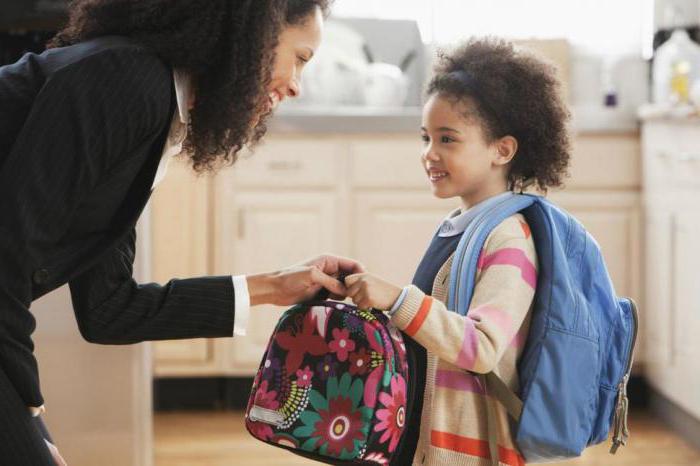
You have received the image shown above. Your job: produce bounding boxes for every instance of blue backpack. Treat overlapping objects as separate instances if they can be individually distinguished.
[448,193,638,464]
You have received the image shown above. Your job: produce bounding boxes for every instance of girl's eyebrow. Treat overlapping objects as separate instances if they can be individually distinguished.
[420,126,462,134]
[438,126,462,134]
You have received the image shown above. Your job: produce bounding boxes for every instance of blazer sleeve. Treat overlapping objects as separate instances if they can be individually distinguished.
[0,46,173,407]
[68,228,235,344]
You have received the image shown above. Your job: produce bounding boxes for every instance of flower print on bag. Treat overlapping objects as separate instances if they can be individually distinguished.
[296,366,314,388]
[293,373,373,460]
[349,347,372,376]
[276,312,328,374]
[316,354,337,381]
[248,379,280,441]
[363,451,389,465]
[328,328,355,362]
[254,380,280,411]
[374,374,407,453]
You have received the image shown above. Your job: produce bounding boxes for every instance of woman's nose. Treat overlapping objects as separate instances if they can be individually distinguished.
[286,78,300,99]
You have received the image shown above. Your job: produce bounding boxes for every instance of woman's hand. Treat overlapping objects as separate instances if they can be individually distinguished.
[248,254,365,306]
[344,273,403,311]
[45,439,67,466]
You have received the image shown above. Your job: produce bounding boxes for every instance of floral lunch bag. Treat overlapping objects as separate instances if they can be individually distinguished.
[245,300,409,465]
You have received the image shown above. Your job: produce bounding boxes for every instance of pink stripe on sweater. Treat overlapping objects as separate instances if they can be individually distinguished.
[469,304,513,337]
[435,369,485,394]
[456,318,479,369]
[510,326,528,349]
[478,247,537,289]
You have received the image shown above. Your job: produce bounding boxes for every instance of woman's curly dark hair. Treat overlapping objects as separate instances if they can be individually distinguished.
[427,37,571,192]
[49,0,332,172]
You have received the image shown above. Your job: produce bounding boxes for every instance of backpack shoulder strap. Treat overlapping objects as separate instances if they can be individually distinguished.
[448,193,539,316]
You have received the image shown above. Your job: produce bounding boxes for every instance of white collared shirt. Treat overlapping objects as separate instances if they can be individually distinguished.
[436,191,514,237]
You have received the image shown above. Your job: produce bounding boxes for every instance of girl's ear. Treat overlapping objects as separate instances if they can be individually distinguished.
[493,135,518,166]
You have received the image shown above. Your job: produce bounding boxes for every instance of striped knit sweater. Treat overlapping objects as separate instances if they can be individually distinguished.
[390,213,538,466]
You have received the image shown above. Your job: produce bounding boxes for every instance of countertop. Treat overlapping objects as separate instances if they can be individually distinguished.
[268,104,640,135]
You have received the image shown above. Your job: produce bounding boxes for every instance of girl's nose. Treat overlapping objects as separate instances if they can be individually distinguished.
[423,145,439,161]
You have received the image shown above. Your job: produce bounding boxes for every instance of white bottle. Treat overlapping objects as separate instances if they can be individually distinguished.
[652,29,700,106]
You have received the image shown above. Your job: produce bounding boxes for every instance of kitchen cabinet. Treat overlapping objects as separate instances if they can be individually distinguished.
[641,118,700,419]
[150,131,643,377]
[214,190,338,375]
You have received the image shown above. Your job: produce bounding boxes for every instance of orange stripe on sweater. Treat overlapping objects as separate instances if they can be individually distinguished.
[431,430,525,466]
[404,296,433,337]
[519,220,531,239]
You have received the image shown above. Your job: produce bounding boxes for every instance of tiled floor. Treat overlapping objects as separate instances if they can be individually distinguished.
[154,409,700,466]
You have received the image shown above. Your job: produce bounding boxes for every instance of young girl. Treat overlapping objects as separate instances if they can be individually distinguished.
[345,38,571,466]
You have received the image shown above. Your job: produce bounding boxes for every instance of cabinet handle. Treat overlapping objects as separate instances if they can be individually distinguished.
[238,208,246,239]
[670,213,677,366]
[677,152,700,162]
[266,160,302,171]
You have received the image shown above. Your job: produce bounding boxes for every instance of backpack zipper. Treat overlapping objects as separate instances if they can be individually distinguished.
[610,298,639,454]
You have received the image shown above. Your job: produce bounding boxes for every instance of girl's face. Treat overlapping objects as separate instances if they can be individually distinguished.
[420,94,517,209]
[265,7,324,114]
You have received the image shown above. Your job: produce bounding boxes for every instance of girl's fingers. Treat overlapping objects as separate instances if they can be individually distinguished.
[345,280,364,300]
[344,273,362,286]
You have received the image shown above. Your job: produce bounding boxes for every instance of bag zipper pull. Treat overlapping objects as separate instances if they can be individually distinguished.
[610,373,630,454]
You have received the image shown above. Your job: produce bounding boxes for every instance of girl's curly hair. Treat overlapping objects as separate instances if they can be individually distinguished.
[49,0,332,172]
[427,37,571,192]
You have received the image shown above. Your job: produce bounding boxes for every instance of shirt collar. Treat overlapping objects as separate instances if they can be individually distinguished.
[172,68,192,124]
[437,191,514,237]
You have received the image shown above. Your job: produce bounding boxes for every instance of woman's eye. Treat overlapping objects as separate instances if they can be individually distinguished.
[421,134,430,144]
[440,136,454,144]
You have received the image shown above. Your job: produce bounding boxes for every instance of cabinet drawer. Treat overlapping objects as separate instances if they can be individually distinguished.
[643,122,700,190]
[351,137,428,188]
[228,138,341,188]
[568,134,640,189]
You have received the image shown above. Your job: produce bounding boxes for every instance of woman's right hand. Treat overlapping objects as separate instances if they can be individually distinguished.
[247,254,365,306]
[45,439,67,466]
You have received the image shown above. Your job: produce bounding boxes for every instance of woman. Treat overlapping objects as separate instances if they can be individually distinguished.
[0,1,362,464]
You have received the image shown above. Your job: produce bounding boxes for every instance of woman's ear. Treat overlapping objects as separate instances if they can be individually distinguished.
[494,135,518,166]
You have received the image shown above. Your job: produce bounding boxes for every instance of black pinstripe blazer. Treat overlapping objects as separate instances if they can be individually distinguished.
[0,36,236,409]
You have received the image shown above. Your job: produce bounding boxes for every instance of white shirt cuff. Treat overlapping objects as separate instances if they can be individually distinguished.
[29,405,45,417]
[232,275,250,336]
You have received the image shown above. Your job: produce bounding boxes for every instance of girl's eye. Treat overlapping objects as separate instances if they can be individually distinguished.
[297,55,309,65]
[440,135,454,144]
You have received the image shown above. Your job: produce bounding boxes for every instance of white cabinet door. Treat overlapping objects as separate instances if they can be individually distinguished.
[643,204,673,373]
[214,190,337,375]
[352,192,455,287]
[149,157,219,375]
[672,208,700,418]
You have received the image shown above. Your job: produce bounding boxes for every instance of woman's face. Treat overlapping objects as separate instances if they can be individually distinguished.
[265,7,324,113]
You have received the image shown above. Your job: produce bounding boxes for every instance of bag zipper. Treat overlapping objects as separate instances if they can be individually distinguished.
[610,298,639,454]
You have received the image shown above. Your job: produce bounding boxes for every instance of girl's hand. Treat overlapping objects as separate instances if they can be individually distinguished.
[344,273,403,311]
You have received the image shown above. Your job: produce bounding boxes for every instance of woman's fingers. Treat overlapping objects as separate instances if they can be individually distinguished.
[303,255,366,276]
[309,267,346,296]
[334,255,366,274]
